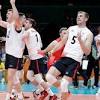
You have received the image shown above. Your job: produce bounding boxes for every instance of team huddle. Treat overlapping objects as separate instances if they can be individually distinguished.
[0,0,100,100]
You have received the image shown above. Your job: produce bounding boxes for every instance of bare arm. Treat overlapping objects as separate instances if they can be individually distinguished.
[78,32,93,55]
[0,20,8,28]
[22,32,29,45]
[42,40,58,53]
[49,33,68,55]
[0,5,8,28]
[96,40,100,51]
[0,5,2,20]
[10,0,19,21]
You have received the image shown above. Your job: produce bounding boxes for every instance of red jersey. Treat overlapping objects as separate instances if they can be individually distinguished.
[47,38,64,68]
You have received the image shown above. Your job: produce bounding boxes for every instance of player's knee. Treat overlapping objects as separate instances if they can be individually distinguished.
[8,74,13,81]
[34,74,44,84]
[16,70,23,80]
[27,71,34,82]
[46,73,57,85]
[60,78,69,93]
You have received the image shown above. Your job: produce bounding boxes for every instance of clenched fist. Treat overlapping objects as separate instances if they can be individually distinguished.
[0,5,2,10]
[10,0,16,5]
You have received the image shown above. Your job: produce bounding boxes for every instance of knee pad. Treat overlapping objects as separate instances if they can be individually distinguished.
[60,78,69,93]
[46,74,57,85]
[27,71,34,82]
[34,74,44,84]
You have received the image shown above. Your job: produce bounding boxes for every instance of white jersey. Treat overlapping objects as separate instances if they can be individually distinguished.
[62,25,93,63]
[95,34,100,56]
[24,28,43,60]
[6,22,25,58]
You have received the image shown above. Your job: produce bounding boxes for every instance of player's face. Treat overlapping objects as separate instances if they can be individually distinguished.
[24,20,31,30]
[6,10,13,22]
[19,15,26,26]
[60,30,67,39]
[21,15,26,25]
[76,12,87,25]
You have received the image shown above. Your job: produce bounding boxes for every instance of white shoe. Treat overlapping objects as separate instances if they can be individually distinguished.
[17,92,24,100]
[10,89,18,100]
[5,93,10,100]
[96,88,100,96]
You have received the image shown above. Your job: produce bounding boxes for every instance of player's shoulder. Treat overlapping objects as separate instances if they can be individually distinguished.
[28,28,36,32]
[85,27,93,35]
[26,28,36,34]
[68,25,78,31]
[95,34,100,40]
[69,25,77,29]
[7,22,15,29]
[95,33,100,37]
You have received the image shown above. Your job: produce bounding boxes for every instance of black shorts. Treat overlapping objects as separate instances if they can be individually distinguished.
[54,57,80,78]
[5,54,23,70]
[28,57,48,74]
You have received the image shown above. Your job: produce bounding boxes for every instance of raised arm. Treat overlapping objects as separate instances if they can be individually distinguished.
[0,5,8,28]
[10,0,19,21]
[0,5,2,20]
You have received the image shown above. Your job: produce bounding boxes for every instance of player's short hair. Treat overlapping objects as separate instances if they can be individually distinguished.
[7,9,13,12]
[59,27,67,34]
[19,12,25,18]
[26,18,36,28]
[78,11,89,19]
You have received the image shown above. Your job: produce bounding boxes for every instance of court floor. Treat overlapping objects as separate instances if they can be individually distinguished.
[0,83,100,100]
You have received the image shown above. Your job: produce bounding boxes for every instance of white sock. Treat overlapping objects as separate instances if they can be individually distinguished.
[36,84,44,94]
[46,88,54,96]
[60,78,69,93]
[17,92,23,99]
[5,93,10,100]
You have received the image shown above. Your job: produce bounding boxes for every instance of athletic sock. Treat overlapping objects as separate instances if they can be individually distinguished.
[36,84,44,94]
[46,88,54,96]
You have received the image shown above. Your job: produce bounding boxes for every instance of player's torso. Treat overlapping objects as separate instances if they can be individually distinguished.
[6,23,25,58]
[26,28,43,60]
[63,25,90,62]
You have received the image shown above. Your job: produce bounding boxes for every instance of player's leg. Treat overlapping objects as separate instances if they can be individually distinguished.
[60,58,80,100]
[5,54,18,100]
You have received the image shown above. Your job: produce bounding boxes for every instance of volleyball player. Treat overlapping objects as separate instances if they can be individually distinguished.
[46,11,93,100]
[95,26,100,96]
[0,0,26,99]
[23,18,56,100]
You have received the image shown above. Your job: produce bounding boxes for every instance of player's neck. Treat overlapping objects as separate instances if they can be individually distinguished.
[78,24,86,28]
[25,27,31,31]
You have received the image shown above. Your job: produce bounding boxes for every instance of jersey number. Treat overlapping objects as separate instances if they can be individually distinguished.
[35,34,38,42]
[71,36,77,44]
